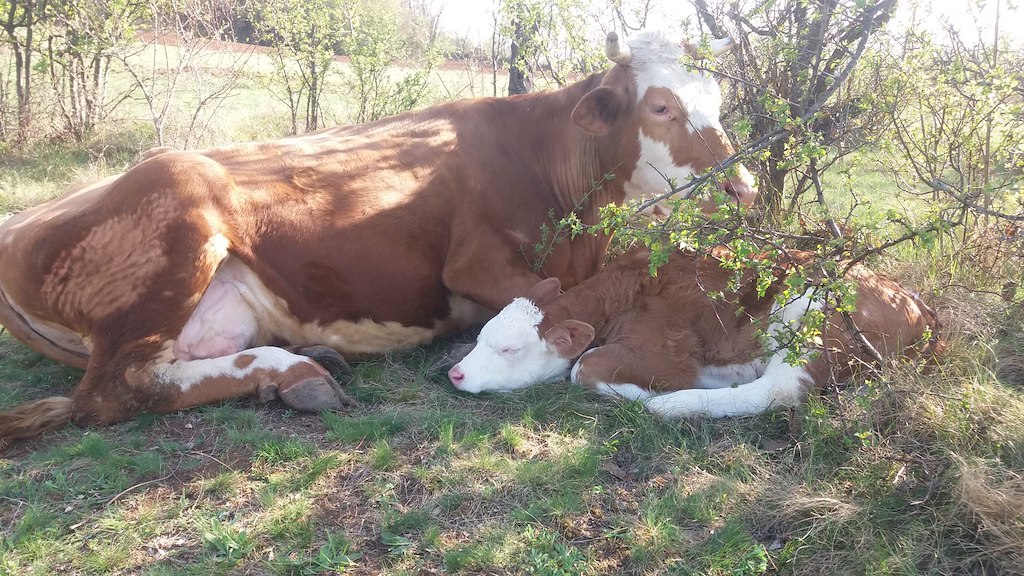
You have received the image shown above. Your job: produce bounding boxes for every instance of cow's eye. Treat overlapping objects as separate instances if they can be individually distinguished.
[653,105,669,115]
[500,347,521,356]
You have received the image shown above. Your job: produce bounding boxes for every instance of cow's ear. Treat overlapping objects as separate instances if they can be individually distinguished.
[526,277,561,306]
[544,320,595,359]
[572,86,625,135]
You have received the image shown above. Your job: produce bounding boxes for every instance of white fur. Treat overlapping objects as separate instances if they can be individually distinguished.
[642,293,820,418]
[590,382,656,401]
[643,362,812,418]
[157,346,310,393]
[626,31,725,134]
[623,135,697,208]
[451,298,571,393]
[694,362,764,389]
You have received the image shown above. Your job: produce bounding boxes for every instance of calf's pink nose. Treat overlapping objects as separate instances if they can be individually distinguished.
[448,365,465,387]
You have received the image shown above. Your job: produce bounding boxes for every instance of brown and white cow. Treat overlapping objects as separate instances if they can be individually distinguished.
[448,247,943,418]
[0,30,756,443]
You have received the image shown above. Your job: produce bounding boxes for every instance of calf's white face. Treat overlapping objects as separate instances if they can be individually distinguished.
[447,298,594,393]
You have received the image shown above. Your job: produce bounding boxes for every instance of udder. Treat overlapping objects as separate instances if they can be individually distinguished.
[173,272,258,360]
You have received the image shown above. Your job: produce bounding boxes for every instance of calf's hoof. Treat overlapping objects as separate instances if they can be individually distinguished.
[279,375,357,412]
[429,341,477,375]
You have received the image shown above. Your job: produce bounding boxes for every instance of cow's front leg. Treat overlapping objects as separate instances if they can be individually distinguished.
[440,238,548,314]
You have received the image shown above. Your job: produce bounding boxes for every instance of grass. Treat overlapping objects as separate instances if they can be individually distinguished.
[4,316,1020,574]
[2,43,1024,575]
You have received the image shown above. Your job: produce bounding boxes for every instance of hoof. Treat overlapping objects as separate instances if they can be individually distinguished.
[429,341,477,375]
[288,345,353,385]
[257,381,278,403]
[279,375,357,412]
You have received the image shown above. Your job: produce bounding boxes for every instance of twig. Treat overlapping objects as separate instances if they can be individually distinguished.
[190,450,236,472]
[926,179,1024,222]
[106,474,174,506]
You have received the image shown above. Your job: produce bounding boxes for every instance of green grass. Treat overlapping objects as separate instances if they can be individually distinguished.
[2,46,1024,575]
[1,335,1021,574]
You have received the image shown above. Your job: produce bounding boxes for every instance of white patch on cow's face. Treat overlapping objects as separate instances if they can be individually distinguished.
[626,32,725,134]
[620,31,729,207]
[622,134,696,209]
[449,298,572,393]
[636,66,723,134]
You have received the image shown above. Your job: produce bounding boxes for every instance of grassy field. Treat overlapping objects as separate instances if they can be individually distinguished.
[2,46,1024,575]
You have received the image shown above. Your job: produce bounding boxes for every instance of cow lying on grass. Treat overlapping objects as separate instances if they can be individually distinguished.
[0,30,757,445]
[448,248,943,418]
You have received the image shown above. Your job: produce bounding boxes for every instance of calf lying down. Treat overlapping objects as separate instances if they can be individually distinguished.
[448,248,942,418]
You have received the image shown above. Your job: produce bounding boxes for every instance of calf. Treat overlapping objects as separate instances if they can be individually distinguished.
[448,248,942,418]
[0,30,757,444]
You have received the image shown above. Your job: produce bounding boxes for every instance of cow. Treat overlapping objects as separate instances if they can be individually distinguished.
[0,30,757,445]
[448,247,943,418]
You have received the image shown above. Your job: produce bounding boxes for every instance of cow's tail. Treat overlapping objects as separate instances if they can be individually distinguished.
[0,397,74,449]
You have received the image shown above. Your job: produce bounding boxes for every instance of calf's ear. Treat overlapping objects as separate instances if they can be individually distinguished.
[544,320,595,359]
[526,277,561,305]
[572,86,625,135]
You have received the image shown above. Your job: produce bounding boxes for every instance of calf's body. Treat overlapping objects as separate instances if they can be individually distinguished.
[0,30,757,444]
[450,248,943,418]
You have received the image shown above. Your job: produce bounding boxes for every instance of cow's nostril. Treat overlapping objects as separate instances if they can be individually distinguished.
[448,366,465,386]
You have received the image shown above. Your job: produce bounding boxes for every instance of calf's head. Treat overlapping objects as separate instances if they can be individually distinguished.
[573,30,756,213]
[448,279,595,393]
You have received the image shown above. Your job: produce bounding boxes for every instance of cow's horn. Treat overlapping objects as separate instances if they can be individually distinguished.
[605,32,632,64]
[683,36,736,60]
[709,36,735,56]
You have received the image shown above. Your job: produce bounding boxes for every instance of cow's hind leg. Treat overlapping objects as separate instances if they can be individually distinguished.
[0,151,353,447]
[0,347,355,447]
[122,346,357,418]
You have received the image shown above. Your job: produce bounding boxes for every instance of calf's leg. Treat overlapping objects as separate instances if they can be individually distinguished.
[570,343,700,401]
[643,356,812,418]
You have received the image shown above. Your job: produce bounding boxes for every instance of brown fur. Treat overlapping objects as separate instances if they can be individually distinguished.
[540,247,943,394]
[0,397,74,447]
[0,49,753,444]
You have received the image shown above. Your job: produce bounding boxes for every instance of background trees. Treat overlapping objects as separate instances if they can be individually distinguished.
[0,0,1020,275]
[1,3,1022,573]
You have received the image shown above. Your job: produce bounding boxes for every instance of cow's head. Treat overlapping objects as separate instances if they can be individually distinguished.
[448,278,595,393]
[572,30,757,213]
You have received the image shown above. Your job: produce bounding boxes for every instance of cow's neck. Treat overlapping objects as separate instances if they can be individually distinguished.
[525,72,637,286]
[535,72,632,215]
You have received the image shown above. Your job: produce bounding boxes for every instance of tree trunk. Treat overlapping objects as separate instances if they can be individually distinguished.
[3,0,39,140]
[760,141,789,211]
[507,19,531,95]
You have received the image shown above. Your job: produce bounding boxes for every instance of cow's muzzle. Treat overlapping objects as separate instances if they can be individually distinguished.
[720,165,757,207]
